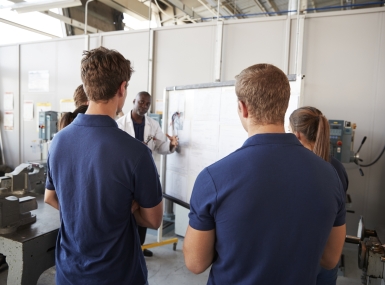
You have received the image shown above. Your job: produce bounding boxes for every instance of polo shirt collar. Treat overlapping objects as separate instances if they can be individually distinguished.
[242,133,302,147]
[72,113,118,127]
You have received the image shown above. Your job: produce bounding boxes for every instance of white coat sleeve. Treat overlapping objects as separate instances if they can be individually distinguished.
[152,121,174,155]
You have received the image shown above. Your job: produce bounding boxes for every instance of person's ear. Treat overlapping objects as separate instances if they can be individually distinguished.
[118,81,126,98]
[294,131,301,140]
[238,100,248,118]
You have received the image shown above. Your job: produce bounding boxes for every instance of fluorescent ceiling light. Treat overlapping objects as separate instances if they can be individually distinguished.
[8,0,82,13]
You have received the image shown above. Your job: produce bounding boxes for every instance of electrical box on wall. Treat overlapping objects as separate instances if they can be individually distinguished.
[149,113,162,128]
[38,111,58,140]
[329,120,355,163]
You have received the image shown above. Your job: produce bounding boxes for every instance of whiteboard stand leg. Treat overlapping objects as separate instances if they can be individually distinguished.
[141,220,179,252]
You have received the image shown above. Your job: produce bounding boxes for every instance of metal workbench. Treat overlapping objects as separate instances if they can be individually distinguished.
[0,193,60,285]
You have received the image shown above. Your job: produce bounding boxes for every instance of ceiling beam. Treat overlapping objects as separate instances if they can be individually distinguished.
[221,0,244,18]
[8,0,82,13]
[196,0,217,16]
[41,10,104,33]
[252,0,269,16]
[0,17,60,38]
[97,0,150,20]
[264,0,280,15]
[160,0,201,19]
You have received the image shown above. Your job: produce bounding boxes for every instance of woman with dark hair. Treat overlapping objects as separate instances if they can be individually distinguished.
[289,106,348,285]
[45,104,88,210]
[59,105,88,130]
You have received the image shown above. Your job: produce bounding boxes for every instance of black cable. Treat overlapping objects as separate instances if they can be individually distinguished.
[359,144,385,167]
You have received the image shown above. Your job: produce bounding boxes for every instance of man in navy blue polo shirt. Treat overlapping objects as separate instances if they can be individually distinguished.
[183,64,346,285]
[44,47,163,285]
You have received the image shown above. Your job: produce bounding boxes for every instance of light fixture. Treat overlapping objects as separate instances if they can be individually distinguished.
[9,0,82,14]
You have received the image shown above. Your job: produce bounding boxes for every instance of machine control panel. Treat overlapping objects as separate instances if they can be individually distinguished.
[329,120,355,163]
[38,111,58,140]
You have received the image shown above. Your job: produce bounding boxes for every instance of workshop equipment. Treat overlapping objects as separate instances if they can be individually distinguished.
[0,196,37,234]
[345,217,385,285]
[0,163,43,234]
[0,194,59,285]
[38,111,58,141]
[0,163,45,196]
[329,120,355,163]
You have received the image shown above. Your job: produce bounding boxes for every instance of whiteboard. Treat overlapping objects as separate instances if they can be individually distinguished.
[160,78,300,208]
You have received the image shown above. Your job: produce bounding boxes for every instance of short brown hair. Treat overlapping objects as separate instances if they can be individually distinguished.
[73,84,88,108]
[81,47,133,102]
[235,64,290,125]
[289,106,330,161]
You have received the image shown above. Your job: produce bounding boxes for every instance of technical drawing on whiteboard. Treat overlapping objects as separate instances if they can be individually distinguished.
[161,79,301,208]
[170,112,184,134]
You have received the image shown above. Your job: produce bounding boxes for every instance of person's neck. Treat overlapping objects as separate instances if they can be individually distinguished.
[131,110,144,124]
[86,100,117,119]
[301,139,314,151]
[247,123,285,137]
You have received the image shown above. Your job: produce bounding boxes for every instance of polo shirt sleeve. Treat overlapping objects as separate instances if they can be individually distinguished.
[189,168,217,231]
[45,155,55,191]
[133,148,163,208]
[333,177,346,227]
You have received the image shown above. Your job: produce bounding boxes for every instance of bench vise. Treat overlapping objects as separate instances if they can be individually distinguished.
[0,163,45,197]
[0,196,38,234]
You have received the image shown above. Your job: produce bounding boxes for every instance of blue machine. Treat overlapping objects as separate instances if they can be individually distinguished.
[38,111,58,140]
[149,113,163,128]
[329,120,355,163]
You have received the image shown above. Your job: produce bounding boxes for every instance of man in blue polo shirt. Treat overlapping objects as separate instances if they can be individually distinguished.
[183,64,346,285]
[44,47,163,285]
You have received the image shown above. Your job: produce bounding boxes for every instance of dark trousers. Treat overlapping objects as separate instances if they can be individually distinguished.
[138,226,147,245]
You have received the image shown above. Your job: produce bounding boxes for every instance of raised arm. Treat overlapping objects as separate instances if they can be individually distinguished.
[320,224,346,269]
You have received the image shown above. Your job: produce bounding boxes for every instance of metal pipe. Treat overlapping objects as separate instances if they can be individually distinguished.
[0,18,59,38]
[197,0,217,17]
[217,0,220,20]
[84,0,94,35]
[346,235,361,244]
[294,0,300,75]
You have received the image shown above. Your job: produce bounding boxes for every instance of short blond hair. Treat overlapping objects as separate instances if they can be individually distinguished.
[235,64,290,125]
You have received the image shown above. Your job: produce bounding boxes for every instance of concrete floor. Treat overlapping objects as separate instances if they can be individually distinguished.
[0,233,364,285]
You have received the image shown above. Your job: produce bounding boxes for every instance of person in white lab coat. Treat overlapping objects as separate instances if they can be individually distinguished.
[116,91,178,257]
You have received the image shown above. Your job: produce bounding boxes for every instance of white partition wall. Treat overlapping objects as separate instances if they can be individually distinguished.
[301,8,385,233]
[222,17,289,80]
[102,31,151,114]
[153,24,217,107]
[0,45,20,168]
[20,38,85,163]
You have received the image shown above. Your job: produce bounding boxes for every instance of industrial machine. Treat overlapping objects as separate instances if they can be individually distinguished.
[0,163,45,195]
[328,120,385,176]
[149,113,162,127]
[346,217,385,285]
[38,111,58,161]
[0,163,45,234]
[329,120,356,163]
[0,196,37,234]
[38,111,58,140]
